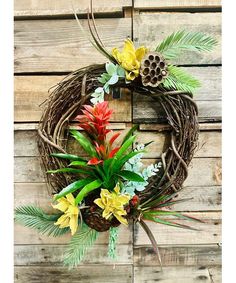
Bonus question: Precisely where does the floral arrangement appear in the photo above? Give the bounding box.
[15,3,217,268]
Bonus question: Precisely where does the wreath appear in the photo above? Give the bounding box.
[15,5,217,268]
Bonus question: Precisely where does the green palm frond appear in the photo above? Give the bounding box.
[63,224,99,268]
[156,30,217,59]
[162,65,201,93]
[14,205,70,237]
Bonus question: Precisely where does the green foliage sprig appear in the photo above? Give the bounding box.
[14,205,70,237]
[63,223,99,268]
[156,30,217,60]
[91,62,125,104]
[163,65,201,93]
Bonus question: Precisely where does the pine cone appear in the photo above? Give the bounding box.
[140,52,168,87]
[82,205,120,232]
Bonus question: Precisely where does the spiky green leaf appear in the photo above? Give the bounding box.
[63,224,99,268]
[156,30,217,59]
[70,130,97,158]
[14,205,69,237]
[54,179,94,200]
[50,153,87,162]
[163,65,201,93]
[117,170,145,182]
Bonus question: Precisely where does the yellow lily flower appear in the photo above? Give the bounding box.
[112,39,147,81]
[94,184,131,225]
[52,193,79,235]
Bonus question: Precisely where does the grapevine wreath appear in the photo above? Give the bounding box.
[15,3,217,268]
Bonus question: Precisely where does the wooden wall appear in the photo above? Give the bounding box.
[14,1,222,282]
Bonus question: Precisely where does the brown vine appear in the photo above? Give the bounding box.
[37,64,199,201]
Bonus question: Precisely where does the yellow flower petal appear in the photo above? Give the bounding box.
[69,214,78,235]
[66,193,76,206]
[123,39,135,54]
[135,46,147,61]
[52,198,70,212]
[114,184,120,194]
[94,198,104,209]
[114,213,128,225]
[126,71,136,81]
[55,214,70,228]
[67,205,79,215]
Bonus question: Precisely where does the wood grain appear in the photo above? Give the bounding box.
[134,244,221,266]
[133,95,221,123]
[14,0,132,17]
[14,18,131,73]
[208,266,222,283]
[134,0,221,9]
[14,223,132,245]
[15,265,133,283]
[14,76,132,122]
[14,244,132,265]
[14,183,221,212]
[133,266,212,283]
[134,212,221,245]
[133,13,221,65]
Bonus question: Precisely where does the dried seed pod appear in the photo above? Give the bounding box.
[140,52,168,87]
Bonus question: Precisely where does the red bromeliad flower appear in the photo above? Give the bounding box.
[76,101,113,142]
[76,102,121,165]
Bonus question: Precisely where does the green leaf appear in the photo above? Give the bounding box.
[156,30,217,60]
[98,77,107,84]
[143,213,198,230]
[162,65,201,93]
[114,135,136,160]
[117,170,145,182]
[69,161,87,167]
[14,205,69,237]
[106,62,117,76]
[117,66,126,77]
[47,168,93,176]
[75,179,103,205]
[54,179,94,200]
[50,153,87,162]
[70,130,97,158]
[121,124,138,145]
[107,74,119,85]
[63,223,99,268]
[112,150,144,174]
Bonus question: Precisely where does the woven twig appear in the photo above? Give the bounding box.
[37,64,199,200]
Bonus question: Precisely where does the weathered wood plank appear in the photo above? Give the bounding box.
[14,244,132,265]
[14,129,221,158]
[134,212,221,245]
[139,123,222,131]
[14,183,221,212]
[208,266,222,283]
[14,0,132,17]
[134,266,212,283]
[14,18,131,73]
[134,0,221,10]
[14,157,222,186]
[14,223,132,245]
[14,76,132,122]
[134,13,221,65]
[14,244,220,266]
[15,212,220,246]
[134,244,221,266]
[133,94,221,123]
[14,265,133,283]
